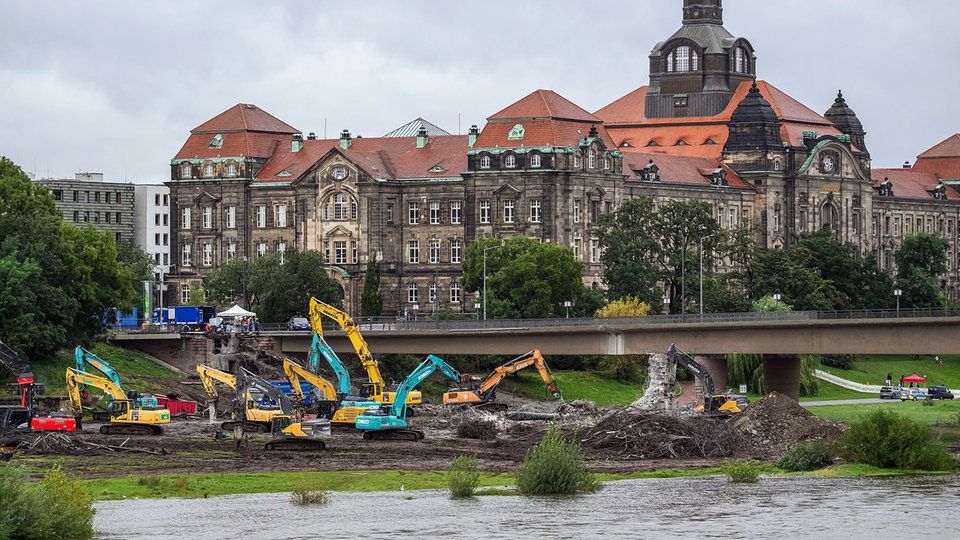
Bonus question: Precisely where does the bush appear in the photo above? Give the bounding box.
[448,455,481,498]
[820,354,856,370]
[842,409,954,471]
[0,464,95,540]
[290,479,330,506]
[776,439,836,471]
[515,424,600,495]
[721,458,762,483]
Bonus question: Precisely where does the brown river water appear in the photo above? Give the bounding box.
[93,474,960,539]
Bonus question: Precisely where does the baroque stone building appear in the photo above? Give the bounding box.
[165,0,960,314]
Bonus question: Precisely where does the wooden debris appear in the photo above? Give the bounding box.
[581,407,744,459]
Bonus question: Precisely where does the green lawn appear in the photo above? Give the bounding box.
[806,399,960,425]
[817,354,959,389]
[25,343,183,396]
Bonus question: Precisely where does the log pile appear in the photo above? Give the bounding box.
[581,407,744,459]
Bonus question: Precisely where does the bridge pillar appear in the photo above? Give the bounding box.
[694,354,728,398]
[763,355,801,401]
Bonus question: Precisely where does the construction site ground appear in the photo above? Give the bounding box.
[8,388,846,481]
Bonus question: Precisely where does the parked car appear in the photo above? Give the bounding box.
[879,386,903,399]
[900,387,927,401]
[286,316,311,331]
[926,385,955,400]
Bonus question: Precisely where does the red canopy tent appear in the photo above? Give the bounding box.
[902,373,926,383]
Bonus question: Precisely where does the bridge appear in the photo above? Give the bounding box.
[110,309,960,402]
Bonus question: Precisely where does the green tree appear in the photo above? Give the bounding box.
[203,258,246,306]
[894,233,948,309]
[462,237,584,319]
[791,230,894,310]
[360,253,383,318]
[749,247,846,311]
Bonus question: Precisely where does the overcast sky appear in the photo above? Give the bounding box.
[2,0,956,183]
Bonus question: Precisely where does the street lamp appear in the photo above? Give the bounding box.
[663,295,671,315]
[564,300,572,318]
[894,289,902,317]
[474,302,481,320]
[773,293,782,312]
[241,256,248,310]
[482,243,500,321]
[698,233,718,315]
[433,236,440,318]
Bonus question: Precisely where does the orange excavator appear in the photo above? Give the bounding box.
[442,350,561,412]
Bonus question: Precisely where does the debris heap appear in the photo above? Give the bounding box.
[731,391,845,456]
[630,353,675,411]
[581,407,744,459]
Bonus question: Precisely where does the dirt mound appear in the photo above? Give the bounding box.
[581,407,744,459]
[731,391,845,457]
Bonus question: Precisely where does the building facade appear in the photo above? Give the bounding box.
[34,172,137,246]
[164,0,960,313]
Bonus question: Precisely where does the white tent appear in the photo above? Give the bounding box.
[217,304,256,318]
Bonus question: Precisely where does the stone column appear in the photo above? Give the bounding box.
[762,354,801,401]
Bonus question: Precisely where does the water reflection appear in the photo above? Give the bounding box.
[93,475,960,539]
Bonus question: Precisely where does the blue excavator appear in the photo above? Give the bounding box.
[74,346,159,410]
[355,354,461,441]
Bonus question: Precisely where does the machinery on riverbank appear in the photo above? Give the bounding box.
[356,355,461,441]
[65,368,170,435]
[309,298,422,407]
[281,356,372,427]
[1,341,76,433]
[74,346,159,415]
[196,364,288,433]
[667,344,742,417]
[233,367,329,451]
[443,349,561,412]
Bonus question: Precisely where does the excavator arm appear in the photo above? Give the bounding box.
[308,333,352,397]
[475,350,561,400]
[309,297,385,387]
[390,355,460,418]
[75,346,121,386]
[283,357,338,402]
[235,367,293,418]
[65,368,129,416]
[666,343,740,416]
[196,364,236,399]
[1,340,39,408]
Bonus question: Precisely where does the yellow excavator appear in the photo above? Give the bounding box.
[233,367,330,451]
[196,364,288,432]
[308,297,421,407]
[281,357,371,427]
[443,350,562,412]
[65,368,170,435]
[666,344,742,417]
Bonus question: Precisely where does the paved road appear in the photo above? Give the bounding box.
[801,397,887,407]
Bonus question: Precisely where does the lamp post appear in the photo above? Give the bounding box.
[433,236,440,318]
[482,243,500,321]
[564,300,572,318]
[474,302,481,320]
[681,236,687,322]
[894,289,902,317]
[241,256,248,310]
[698,233,717,315]
[773,293,781,313]
[663,295,671,315]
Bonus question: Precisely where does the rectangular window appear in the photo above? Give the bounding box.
[257,242,267,258]
[162,233,168,246]
[589,239,599,263]
[116,212,121,224]
[155,194,161,206]
[181,244,192,267]
[450,201,461,224]
[162,213,168,226]
[853,214,860,234]
[530,199,541,223]
[573,239,581,260]
[386,204,394,224]
[430,202,440,224]
[479,200,490,224]
[202,207,212,229]
[226,206,236,229]
[181,207,192,229]
[351,241,358,264]
[408,202,419,225]
[154,233,161,246]
[162,253,168,265]
[154,213,161,226]
[408,284,418,304]
[73,210,78,222]
[451,239,462,264]
[227,242,237,261]
[408,240,420,264]
[95,191,100,203]
[163,194,168,206]
[429,239,440,264]
[94,211,100,224]
[503,200,514,223]
[180,284,190,305]
[334,241,347,264]
[573,200,580,223]
[276,204,287,228]
[429,283,438,305]
[202,244,213,267]
[450,282,461,304]
[104,213,111,224]
[256,205,266,228]
[83,211,89,222]
[278,242,286,265]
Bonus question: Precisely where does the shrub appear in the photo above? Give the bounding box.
[721,458,762,483]
[290,479,330,506]
[842,409,954,471]
[0,464,95,540]
[448,455,481,498]
[820,354,856,370]
[515,424,600,495]
[776,439,836,471]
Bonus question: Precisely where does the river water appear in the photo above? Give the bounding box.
[93,474,960,539]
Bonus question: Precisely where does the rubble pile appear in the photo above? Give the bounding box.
[631,353,675,411]
[582,407,744,459]
[731,391,845,456]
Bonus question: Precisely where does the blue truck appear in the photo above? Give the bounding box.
[152,306,216,332]
[104,308,141,329]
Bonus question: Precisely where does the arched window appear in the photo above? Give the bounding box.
[667,45,698,72]
[734,47,748,73]
[530,153,541,168]
[203,163,214,178]
[180,163,191,178]
[479,155,491,169]
[504,154,516,168]
[675,46,690,71]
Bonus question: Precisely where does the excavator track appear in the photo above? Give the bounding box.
[264,439,326,451]
[362,429,424,441]
[220,421,271,433]
[475,402,509,413]
[99,423,163,436]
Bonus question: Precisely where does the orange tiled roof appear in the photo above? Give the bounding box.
[913,134,960,179]
[488,89,601,122]
[474,90,616,149]
[175,104,300,161]
[596,81,842,158]
[871,168,959,201]
[622,152,751,189]
[253,134,471,183]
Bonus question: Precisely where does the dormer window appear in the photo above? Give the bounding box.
[203,163,214,178]
[573,153,581,169]
[530,153,541,168]
[733,47,749,73]
[479,155,491,169]
[226,162,237,177]
[588,149,596,169]
[180,163,192,178]
[667,45,698,72]
[504,154,516,168]
[208,134,223,149]
[640,160,660,182]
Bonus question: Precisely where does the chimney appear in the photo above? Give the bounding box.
[416,126,429,149]
[468,125,480,147]
[292,133,303,153]
[340,129,352,150]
